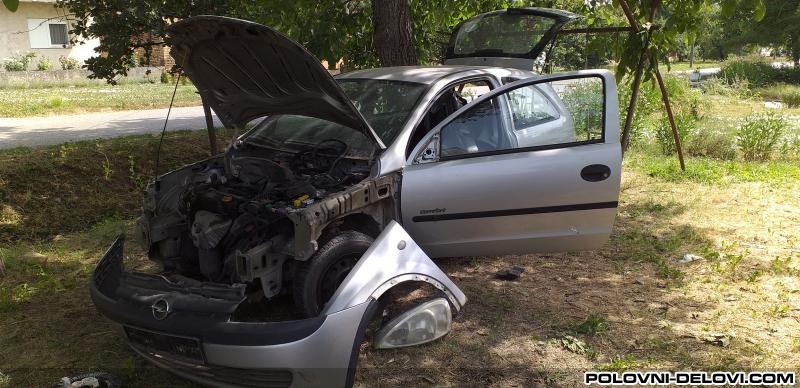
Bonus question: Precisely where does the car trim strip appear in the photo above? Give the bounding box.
[411,201,618,222]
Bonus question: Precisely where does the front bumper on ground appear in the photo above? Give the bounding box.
[89,222,466,388]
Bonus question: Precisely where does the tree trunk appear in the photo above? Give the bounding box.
[791,33,800,67]
[371,0,418,66]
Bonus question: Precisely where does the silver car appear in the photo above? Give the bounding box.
[90,8,621,388]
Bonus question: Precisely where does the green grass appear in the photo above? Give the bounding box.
[0,83,201,117]
[664,61,723,72]
[624,151,800,186]
[755,83,800,107]
[0,131,216,243]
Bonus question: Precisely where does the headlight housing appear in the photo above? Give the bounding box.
[374,298,452,349]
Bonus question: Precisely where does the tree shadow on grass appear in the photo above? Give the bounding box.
[355,196,759,386]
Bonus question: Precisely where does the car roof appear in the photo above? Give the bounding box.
[335,65,536,85]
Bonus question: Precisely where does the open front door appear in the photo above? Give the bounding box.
[443,7,578,70]
[401,70,621,258]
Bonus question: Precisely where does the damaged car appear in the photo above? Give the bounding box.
[90,8,621,388]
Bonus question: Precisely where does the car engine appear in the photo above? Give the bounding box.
[136,140,373,298]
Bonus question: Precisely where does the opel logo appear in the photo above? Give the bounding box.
[151,298,171,320]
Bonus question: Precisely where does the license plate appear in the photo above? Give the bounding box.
[125,326,204,363]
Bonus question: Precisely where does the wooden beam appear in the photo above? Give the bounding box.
[618,0,686,170]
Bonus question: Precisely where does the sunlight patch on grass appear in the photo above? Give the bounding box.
[0,83,201,117]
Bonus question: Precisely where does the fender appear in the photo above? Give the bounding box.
[323,220,468,315]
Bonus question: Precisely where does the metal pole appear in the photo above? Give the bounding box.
[202,97,218,155]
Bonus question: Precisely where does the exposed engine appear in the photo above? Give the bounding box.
[137,140,373,298]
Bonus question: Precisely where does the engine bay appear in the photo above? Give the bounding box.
[137,139,373,299]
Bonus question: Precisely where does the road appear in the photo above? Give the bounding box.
[0,106,222,150]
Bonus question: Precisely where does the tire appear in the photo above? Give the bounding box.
[293,230,373,317]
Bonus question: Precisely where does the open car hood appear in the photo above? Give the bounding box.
[166,16,385,148]
[443,7,579,70]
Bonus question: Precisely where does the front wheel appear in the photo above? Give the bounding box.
[293,230,373,317]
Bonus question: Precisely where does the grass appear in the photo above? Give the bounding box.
[755,83,800,108]
[0,131,220,243]
[0,83,201,117]
[2,131,800,385]
[664,61,723,72]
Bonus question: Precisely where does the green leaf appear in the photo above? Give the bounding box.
[2,0,19,12]
[720,0,737,17]
[752,0,766,21]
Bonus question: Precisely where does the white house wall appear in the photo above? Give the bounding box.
[0,1,100,68]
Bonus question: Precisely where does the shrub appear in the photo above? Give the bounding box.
[685,129,737,160]
[655,112,696,156]
[58,55,80,70]
[3,52,36,71]
[619,75,704,150]
[3,58,24,71]
[36,57,53,71]
[736,113,788,161]
[720,56,800,88]
[720,56,776,87]
[700,77,754,99]
[160,69,173,84]
[784,91,800,108]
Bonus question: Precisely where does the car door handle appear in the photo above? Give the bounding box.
[581,164,611,182]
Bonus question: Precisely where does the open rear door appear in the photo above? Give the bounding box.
[443,7,579,70]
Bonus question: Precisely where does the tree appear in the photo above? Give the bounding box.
[59,0,766,83]
[720,0,800,65]
[2,0,18,11]
[372,0,418,66]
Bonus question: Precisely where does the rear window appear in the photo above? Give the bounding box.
[452,13,556,57]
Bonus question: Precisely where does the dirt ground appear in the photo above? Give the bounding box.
[1,160,799,387]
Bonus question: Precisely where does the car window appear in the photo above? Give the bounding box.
[507,85,560,130]
[406,79,493,158]
[440,97,511,157]
[452,13,556,57]
[437,76,604,159]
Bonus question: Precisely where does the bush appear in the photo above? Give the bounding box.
[720,56,800,88]
[720,56,776,88]
[784,91,800,108]
[36,57,53,71]
[58,55,80,70]
[756,84,800,107]
[3,52,36,71]
[655,112,696,156]
[684,129,737,160]
[160,69,173,84]
[3,58,24,72]
[619,75,704,150]
[700,77,754,99]
[736,113,788,161]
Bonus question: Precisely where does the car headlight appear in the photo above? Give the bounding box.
[374,298,452,349]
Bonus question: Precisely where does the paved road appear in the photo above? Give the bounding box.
[0,106,222,150]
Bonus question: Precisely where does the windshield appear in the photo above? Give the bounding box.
[244,79,426,157]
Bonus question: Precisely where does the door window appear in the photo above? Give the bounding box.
[437,75,605,159]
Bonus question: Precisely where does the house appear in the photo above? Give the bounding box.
[0,0,99,68]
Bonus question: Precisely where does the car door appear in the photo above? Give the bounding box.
[400,70,621,258]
